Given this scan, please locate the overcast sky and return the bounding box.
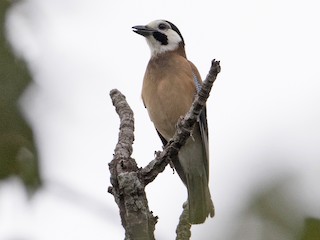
[1,0,320,239]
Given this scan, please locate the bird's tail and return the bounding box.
[178,125,214,224]
[186,172,214,224]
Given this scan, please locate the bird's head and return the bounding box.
[132,20,185,57]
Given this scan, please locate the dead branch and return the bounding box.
[109,90,157,240]
[109,59,221,240]
[176,204,192,240]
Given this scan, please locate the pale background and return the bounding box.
[1,0,320,239]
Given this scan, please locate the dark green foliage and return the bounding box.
[301,218,320,240]
[0,0,41,193]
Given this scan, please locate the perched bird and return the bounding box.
[132,20,214,224]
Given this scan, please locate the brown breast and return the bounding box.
[142,52,197,140]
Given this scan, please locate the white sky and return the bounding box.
[1,0,320,239]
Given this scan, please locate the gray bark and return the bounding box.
[109,60,221,240]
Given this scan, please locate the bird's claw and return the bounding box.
[211,59,221,74]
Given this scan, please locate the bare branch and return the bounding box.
[176,204,192,240]
[109,89,157,240]
[108,60,221,239]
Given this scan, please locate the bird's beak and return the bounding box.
[132,25,154,37]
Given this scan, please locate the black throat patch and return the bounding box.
[153,31,168,45]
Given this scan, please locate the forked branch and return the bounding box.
[109,60,221,240]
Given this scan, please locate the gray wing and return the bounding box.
[190,62,210,180]
[198,106,210,180]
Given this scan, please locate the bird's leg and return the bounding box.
[169,160,175,174]
[155,150,175,173]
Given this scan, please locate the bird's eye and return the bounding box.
[158,23,168,30]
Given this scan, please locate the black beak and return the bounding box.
[132,25,154,37]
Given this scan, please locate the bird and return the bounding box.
[132,19,214,224]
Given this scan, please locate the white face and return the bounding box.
[145,20,183,56]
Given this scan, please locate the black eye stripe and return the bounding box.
[153,31,168,45]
